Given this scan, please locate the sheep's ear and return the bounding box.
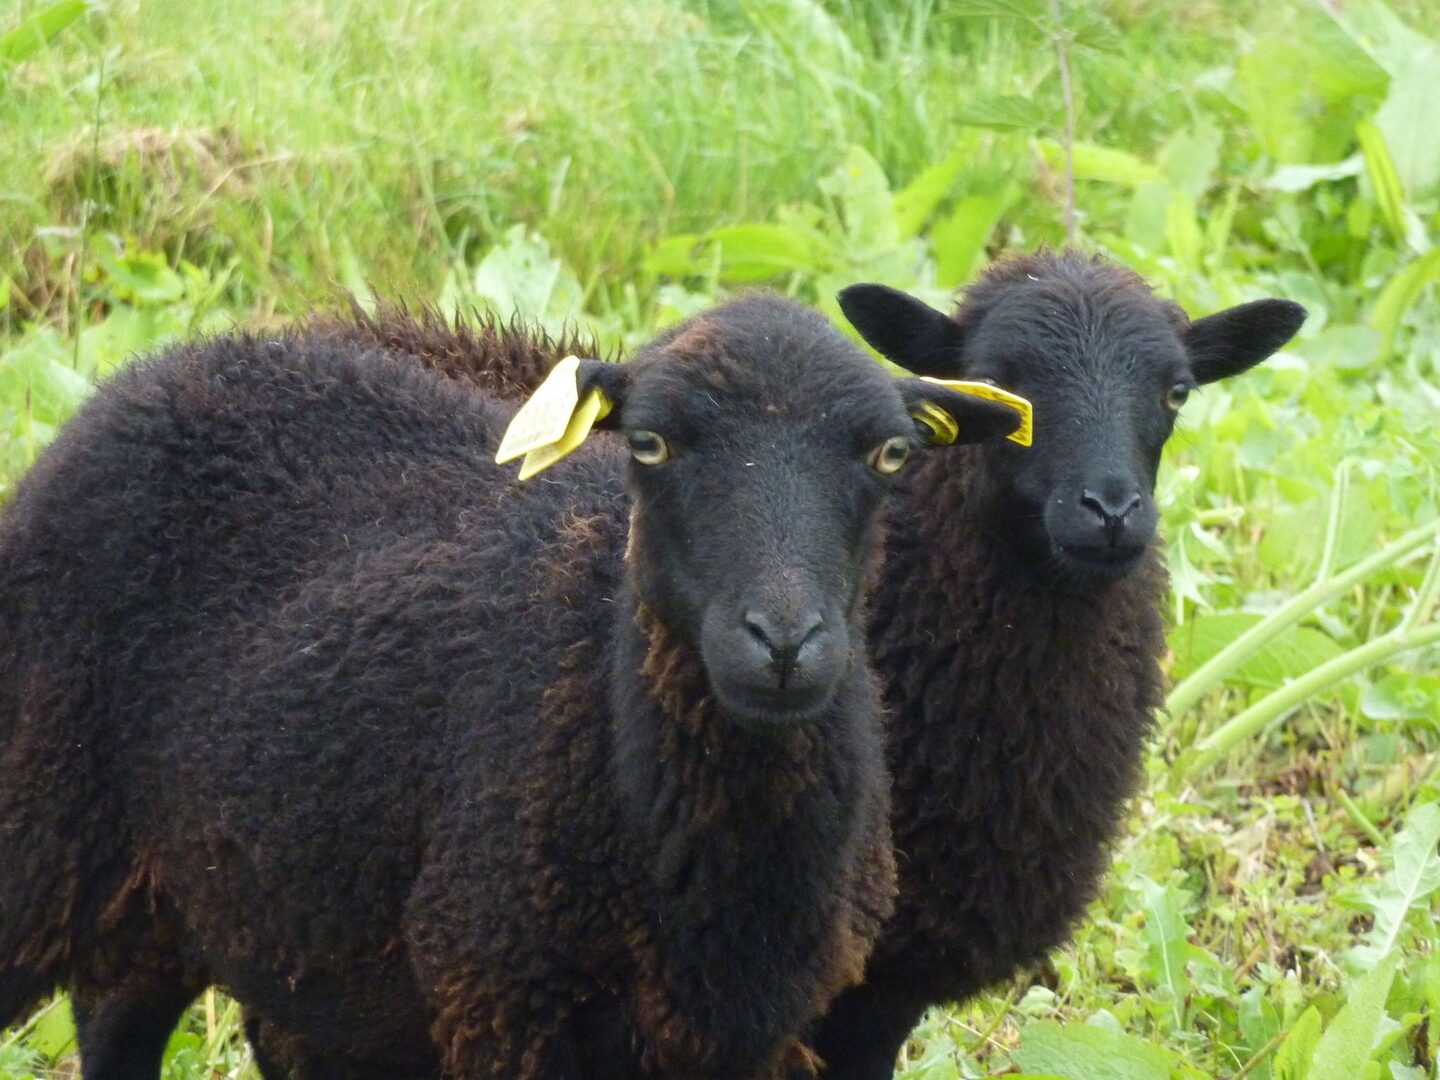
[1184,299,1307,385]
[496,357,630,479]
[577,359,629,430]
[838,284,966,378]
[898,379,1020,447]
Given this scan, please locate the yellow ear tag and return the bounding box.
[909,400,961,446]
[921,378,1033,447]
[494,355,613,480]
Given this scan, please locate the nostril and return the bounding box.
[1079,489,1108,522]
[743,610,776,651]
[797,613,824,649]
[1117,493,1143,522]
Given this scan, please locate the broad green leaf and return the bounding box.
[1125,182,1169,254]
[1274,1007,1322,1080]
[1165,191,1203,271]
[0,0,88,64]
[1012,1020,1181,1080]
[1265,156,1365,193]
[1309,952,1402,1080]
[932,188,1016,289]
[1321,0,1435,75]
[955,94,1053,131]
[0,336,92,426]
[645,233,714,280]
[1299,324,1382,373]
[1374,61,1440,198]
[469,225,584,332]
[1323,0,1440,195]
[892,139,977,240]
[98,249,186,307]
[1168,613,1344,689]
[1360,672,1440,721]
[1167,527,1213,621]
[1035,140,1162,187]
[1346,803,1440,970]
[1158,124,1222,201]
[1240,988,1281,1080]
[1132,877,1194,1030]
[26,998,76,1060]
[1234,37,1320,164]
[818,146,897,255]
[705,223,831,282]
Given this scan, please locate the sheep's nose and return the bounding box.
[743,609,825,688]
[1079,488,1144,545]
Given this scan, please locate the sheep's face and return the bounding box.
[839,261,1305,584]
[582,296,1018,727]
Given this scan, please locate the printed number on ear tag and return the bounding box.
[921,378,1033,447]
[494,356,612,480]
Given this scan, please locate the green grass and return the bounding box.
[2,0,1439,1076]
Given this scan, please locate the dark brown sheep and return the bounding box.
[0,295,1020,1078]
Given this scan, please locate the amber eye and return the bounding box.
[627,431,670,465]
[1164,382,1191,412]
[869,435,912,475]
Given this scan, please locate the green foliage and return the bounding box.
[0,0,88,66]
[1342,802,1440,971]
[2,0,1439,1077]
[1011,1019,1203,1079]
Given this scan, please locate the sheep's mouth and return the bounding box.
[711,681,839,732]
[1056,543,1147,579]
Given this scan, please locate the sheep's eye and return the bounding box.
[869,435,911,475]
[1164,382,1191,412]
[627,430,670,465]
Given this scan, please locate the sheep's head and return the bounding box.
[530,295,1019,727]
[838,254,1306,584]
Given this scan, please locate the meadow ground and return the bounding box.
[1,0,1438,1076]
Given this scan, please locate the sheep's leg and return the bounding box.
[0,967,50,1033]
[243,1013,291,1080]
[242,1012,346,1080]
[243,1011,430,1080]
[805,981,930,1080]
[72,983,197,1080]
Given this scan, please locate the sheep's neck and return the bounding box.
[866,447,1166,993]
[605,593,883,1076]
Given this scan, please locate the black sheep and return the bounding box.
[809,252,1306,1076]
[378,253,1306,1077]
[0,295,1019,1078]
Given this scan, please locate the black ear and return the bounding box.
[577,359,629,430]
[898,380,1020,447]
[1184,299,1307,385]
[838,284,966,378]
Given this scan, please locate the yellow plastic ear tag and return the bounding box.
[494,356,613,480]
[910,400,961,446]
[921,378,1033,447]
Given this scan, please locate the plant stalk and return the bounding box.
[1048,0,1076,245]
[1188,621,1440,776]
[1166,519,1440,718]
